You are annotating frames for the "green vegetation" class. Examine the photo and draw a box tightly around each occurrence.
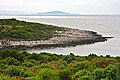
[0,19,64,40]
[0,49,120,80]
[0,76,16,80]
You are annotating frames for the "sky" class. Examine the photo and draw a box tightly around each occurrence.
[0,0,120,14]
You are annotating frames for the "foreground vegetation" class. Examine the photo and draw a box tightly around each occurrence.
[0,19,64,40]
[0,49,120,80]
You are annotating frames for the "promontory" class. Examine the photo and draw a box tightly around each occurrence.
[0,19,110,49]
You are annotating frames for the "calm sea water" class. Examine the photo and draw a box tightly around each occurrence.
[1,15,120,56]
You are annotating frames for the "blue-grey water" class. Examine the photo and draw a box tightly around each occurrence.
[1,15,120,56]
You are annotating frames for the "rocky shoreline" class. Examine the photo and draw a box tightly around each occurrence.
[0,28,111,49]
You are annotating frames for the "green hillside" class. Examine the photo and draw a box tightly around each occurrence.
[0,49,120,80]
[0,19,64,40]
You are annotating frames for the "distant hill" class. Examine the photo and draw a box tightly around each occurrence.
[0,10,79,16]
[0,10,119,16]
[37,11,79,15]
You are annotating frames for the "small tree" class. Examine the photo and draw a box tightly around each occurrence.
[59,68,72,80]
[73,69,91,80]
[93,68,104,80]
[104,64,119,80]
[36,69,59,80]
[6,65,21,76]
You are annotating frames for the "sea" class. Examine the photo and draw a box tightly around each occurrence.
[0,15,120,56]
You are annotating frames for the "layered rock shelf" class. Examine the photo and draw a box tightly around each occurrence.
[0,28,109,49]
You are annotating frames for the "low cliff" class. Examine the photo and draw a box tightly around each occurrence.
[0,28,107,49]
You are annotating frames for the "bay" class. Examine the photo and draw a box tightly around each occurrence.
[1,15,120,56]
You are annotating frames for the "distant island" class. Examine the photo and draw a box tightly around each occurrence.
[0,10,79,16]
[36,11,79,16]
[0,19,111,49]
[0,10,119,16]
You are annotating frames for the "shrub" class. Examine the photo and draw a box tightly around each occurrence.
[59,68,72,80]
[0,63,8,69]
[0,69,6,73]
[20,71,34,77]
[5,65,21,76]
[5,57,20,65]
[73,69,91,80]
[73,62,88,71]
[95,58,117,68]
[93,68,104,80]
[22,60,34,67]
[104,64,119,80]
[40,63,51,69]
[80,76,91,80]
[60,61,68,69]
[0,63,8,73]
[63,55,76,63]
[0,49,24,62]
[36,69,59,80]
[0,76,16,80]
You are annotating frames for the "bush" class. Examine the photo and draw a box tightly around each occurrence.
[40,63,51,69]
[0,69,6,74]
[0,63,8,69]
[95,58,117,68]
[20,71,34,77]
[36,69,59,80]
[80,76,91,80]
[73,69,91,80]
[104,64,119,80]
[0,49,24,62]
[5,65,21,76]
[5,57,20,65]
[63,55,76,63]
[22,60,34,67]
[59,68,72,80]
[0,63,8,73]
[93,68,104,80]
[0,76,16,80]
[60,61,68,69]
[73,62,88,71]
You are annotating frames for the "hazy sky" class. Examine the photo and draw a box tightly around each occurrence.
[0,0,120,14]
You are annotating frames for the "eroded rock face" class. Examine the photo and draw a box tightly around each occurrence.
[0,28,107,49]
[52,29,102,44]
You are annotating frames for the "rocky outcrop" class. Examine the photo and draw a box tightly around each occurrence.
[0,28,110,49]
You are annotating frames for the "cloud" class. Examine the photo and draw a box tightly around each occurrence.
[0,0,120,14]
